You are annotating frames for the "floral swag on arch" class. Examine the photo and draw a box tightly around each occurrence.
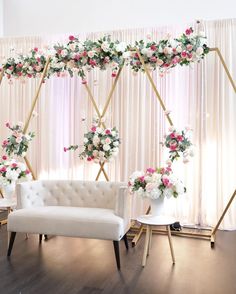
[0,27,209,84]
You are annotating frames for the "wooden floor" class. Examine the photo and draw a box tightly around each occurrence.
[1,225,236,294]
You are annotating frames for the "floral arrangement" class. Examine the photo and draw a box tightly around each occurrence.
[64,124,120,163]
[2,122,35,157]
[128,164,186,199]
[50,35,127,83]
[2,48,47,81]
[0,27,209,83]
[129,27,209,75]
[164,126,194,163]
[0,156,32,186]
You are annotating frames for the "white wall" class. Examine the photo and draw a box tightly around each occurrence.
[2,0,236,36]
[0,0,3,36]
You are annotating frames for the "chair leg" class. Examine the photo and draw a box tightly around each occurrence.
[113,241,120,270]
[39,234,43,243]
[123,234,129,250]
[44,234,48,240]
[7,232,16,256]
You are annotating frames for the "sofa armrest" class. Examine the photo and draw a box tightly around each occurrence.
[115,186,131,232]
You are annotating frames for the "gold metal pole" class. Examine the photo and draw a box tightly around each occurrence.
[24,156,36,180]
[22,57,51,179]
[83,66,123,181]
[0,69,4,86]
[135,49,173,126]
[23,57,51,134]
[209,48,236,93]
[211,189,236,237]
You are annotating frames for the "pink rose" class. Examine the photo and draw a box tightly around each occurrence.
[12,163,18,168]
[87,157,92,161]
[105,129,111,135]
[74,54,81,61]
[150,45,157,51]
[111,72,117,77]
[162,177,169,187]
[82,79,87,84]
[186,44,193,51]
[146,168,155,174]
[69,35,75,41]
[139,176,145,182]
[82,51,87,57]
[177,135,183,142]
[26,169,30,174]
[91,126,97,132]
[150,56,157,63]
[34,47,38,52]
[2,140,8,146]
[63,147,68,152]
[2,155,7,160]
[0,167,6,172]
[185,28,193,35]
[170,133,175,139]
[181,51,187,58]
[89,59,96,66]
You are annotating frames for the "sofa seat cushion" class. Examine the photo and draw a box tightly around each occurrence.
[8,206,125,241]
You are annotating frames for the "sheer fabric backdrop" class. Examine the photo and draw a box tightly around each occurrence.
[0,19,235,229]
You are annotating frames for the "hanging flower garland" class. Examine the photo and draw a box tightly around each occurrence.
[1,122,35,157]
[0,28,209,83]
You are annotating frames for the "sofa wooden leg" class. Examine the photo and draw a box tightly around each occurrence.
[39,234,43,243]
[123,234,129,250]
[113,241,120,270]
[7,232,16,256]
[44,235,48,240]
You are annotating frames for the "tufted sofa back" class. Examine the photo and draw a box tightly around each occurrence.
[16,180,127,210]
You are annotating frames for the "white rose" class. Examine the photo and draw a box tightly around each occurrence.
[113,141,119,147]
[103,144,110,151]
[176,46,182,53]
[26,173,32,181]
[196,47,204,56]
[6,170,19,181]
[116,42,126,52]
[98,151,105,158]
[68,43,76,51]
[122,51,131,59]
[18,163,26,171]
[198,31,205,37]
[93,136,100,146]
[92,150,99,157]
[88,51,95,58]
[158,46,163,53]
[83,138,88,143]
[61,49,68,57]
[96,127,102,134]
[101,41,110,52]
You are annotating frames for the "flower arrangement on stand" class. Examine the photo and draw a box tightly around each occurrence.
[129,165,186,199]
[164,126,194,163]
[64,124,121,163]
[2,122,35,157]
[0,156,32,199]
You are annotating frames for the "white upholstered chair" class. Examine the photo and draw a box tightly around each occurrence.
[7,180,131,269]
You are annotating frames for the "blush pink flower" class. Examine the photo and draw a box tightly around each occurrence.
[181,51,187,58]
[12,163,18,168]
[186,44,193,51]
[150,45,157,51]
[146,168,155,174]
[139,176,145,182]
[63,147,68,152]
[170,133,175,139]
[162,177,170,186]
[2,140,8,146]
[185,28,193,35]
[177,135,183,142]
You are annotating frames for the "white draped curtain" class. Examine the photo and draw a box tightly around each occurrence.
[0,19,235,229]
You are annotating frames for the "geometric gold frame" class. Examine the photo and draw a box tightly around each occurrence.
[0,48,235,247]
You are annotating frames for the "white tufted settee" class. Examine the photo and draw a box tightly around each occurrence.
[7,180,131,269]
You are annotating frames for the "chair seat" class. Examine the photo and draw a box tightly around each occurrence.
[8,206,125,241]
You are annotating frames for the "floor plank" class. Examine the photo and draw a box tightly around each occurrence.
[1,225,236,294]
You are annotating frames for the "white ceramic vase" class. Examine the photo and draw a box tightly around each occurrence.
[3,182,15,200]
[150,197,165,216]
